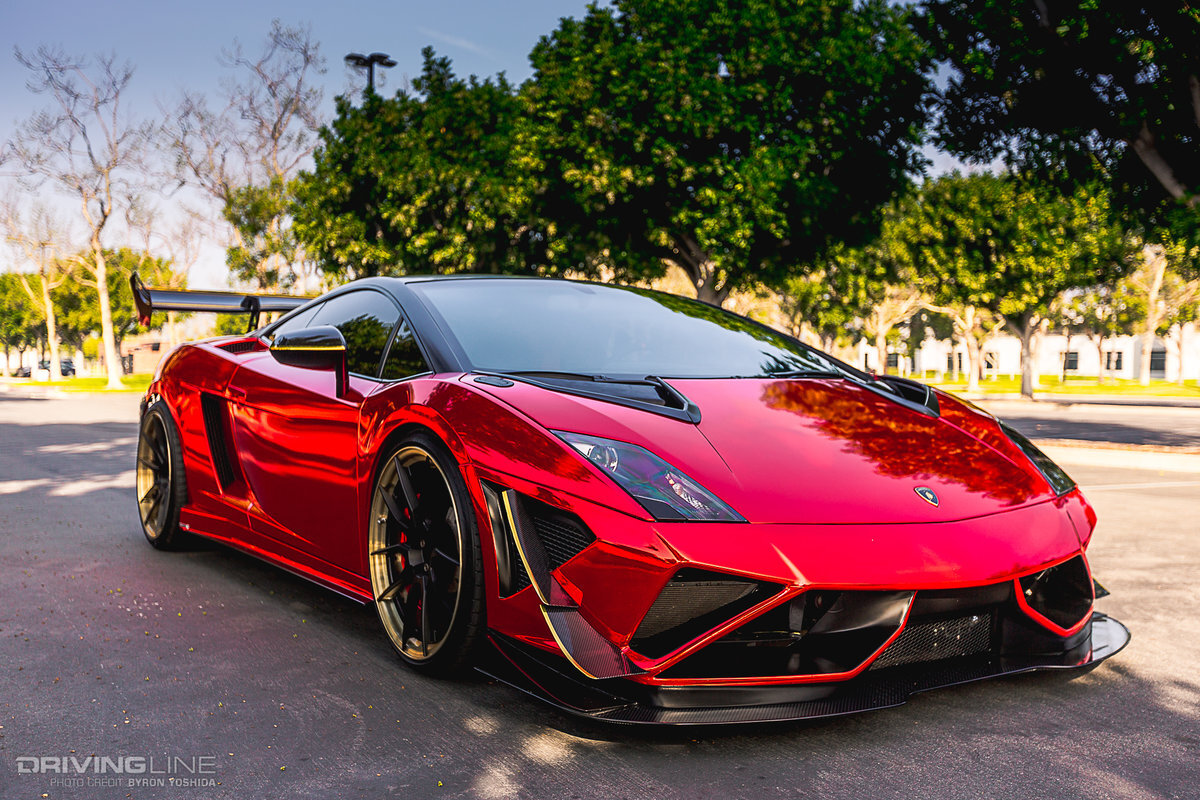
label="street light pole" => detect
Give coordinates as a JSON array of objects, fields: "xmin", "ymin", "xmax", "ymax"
[{"xmin": 344, "ymin": 52, "xmax": 397, "ymax": 93}]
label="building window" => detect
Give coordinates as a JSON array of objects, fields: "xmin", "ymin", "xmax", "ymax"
[
  {"xmin": 1105, "ymin": 351, "xmax": 1123, "ymax": 371},
  {"xmin": 946, "ymin": 352, "xmax": 962, "ymax": 373},
  {"xmin": 983, "ymin": 352, "xmax": 997, "ymax": 371},
  {"xmin": 886, "ymin": 353, "xmax": 899, "ymax": 369},
  {"xmin": 1150, "ymin": 350, "xmax": 1166, "ymax": 373},
  {"xmin": 1064, "ymin": 351, "xmax": 1079, "ymax": 371}
]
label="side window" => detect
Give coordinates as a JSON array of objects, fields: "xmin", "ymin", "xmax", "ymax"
[
  {"xmin": 380, "ymin": 320, "xmax": 430, "ymax": 381},
  {"xmin": 268, "ymin": 303, "xmax": 323, "ymax": 339},
  {"xmin": 311, "ymin": 291, "xmax": 400, "ymax": 378}
]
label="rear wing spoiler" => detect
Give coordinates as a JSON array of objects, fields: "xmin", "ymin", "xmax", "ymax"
[{"xmin": 131, "ymin": 273, "xmax": 314, "ymax": 333}]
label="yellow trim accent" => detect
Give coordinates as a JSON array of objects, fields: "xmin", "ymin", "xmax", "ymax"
[{"xmin": 270, "ymin": 345, "xmax": 346, "ymax": 351}]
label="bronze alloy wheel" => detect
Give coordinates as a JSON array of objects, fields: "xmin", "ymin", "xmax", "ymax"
[
  {"xmin": 136, "ymin": 402, "xmax": 186, "ymax": 549},
  {"xmin": 369, "ymin": 434, "xmax": 483, "ymax": 671}
]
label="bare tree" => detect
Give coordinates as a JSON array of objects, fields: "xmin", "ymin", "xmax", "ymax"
[
  {"xmin": 163, "ymin": 20, "xmax": 325, "ymax": 292},
  {"xmin": 4, "ymin": 47, "xmax": 151, "ymax": 389},
  {"xmin": 1, "ymin": 202, "xmax": 71, "ymax": 381}
]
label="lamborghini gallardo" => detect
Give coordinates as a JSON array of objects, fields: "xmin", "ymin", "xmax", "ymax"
[{"xmin": 130, "ymin": 274, "xmax": 1129, "ymax": 725}]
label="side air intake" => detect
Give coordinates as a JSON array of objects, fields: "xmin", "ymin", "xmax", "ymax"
[
  {"xmin": 200, "ymin": 393, "xmax": 237, "ymax": 489},
  {"xmin": 1018, "ymin": 555, "xmax": 1093, "ymax": 632}
]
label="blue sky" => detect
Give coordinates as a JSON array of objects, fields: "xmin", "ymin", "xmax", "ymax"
[
  {"xmin": 2, "ymin": 1, "xmax": 964, "ymax": 288},
  {"xmin": 2, "ymin": 0, "xmax": 591, "ymax": 136},
  {"xmin": 2, "ymin": 0, "xmax": 595, "ymax": 286}
]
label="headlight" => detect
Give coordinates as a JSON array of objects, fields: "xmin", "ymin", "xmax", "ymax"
[
  {"xmin": 554, "ymin": 431, "xmax": 745, "ymax": 522},
  {"xmin": 1000, "ymin": 422, "xmax": 1076, "ymax": 496}
]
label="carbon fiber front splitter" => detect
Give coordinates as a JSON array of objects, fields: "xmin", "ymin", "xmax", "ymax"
[{"xmin": 477, "ymin": 613, "xmax": 1130, "ymax": 726}]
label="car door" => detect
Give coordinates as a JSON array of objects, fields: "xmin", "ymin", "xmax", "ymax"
[{"xmin": 227, "ymin": 288, "xmax": 403, "ymax": 574}]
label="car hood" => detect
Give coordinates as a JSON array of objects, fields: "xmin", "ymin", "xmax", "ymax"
[{"xmin": 467, "ymin": 375, "xmax": 1054, "ymax": 524}]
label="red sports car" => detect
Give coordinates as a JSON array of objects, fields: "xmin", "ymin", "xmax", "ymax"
[{"xmin": 131, "ymin": 274, "xmax": 1129, "ymax": 725}]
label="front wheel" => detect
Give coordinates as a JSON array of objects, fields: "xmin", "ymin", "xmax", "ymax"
[{"xmin": 368, "ymin": 432, "xmax": 485, "ymax": 673}]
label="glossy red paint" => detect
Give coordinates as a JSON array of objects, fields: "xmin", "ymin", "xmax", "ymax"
[{"xmin": 146, "ymin": 329, "xmax": 1102, "ymax": 690}]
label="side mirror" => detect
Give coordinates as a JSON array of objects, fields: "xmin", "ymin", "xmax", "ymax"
[{"xmin": 269, "ymin": 325, "xmax": 349, "ymax": 396}]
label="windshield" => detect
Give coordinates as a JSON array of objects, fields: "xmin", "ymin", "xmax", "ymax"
[{"xmin": 411, "ymin": 279, "xmax": 842, "ymax": 379}]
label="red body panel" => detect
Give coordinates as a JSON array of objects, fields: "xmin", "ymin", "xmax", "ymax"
[{"xmin": 150, "ymin": 335, "xmax": 1099, "ymax": 688}]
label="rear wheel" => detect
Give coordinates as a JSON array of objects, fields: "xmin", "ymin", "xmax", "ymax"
[
  {"xmin": 368, "ymin": 432, "xmax": 485, "ymax": 673},
  {"xmin": 136, "ymin": 401, "xmax": 188, "ymax": 550}
]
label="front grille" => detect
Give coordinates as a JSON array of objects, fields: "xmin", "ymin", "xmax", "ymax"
[
  {"xmin": 525, "ymin": 500, "xmax": 595, "ymax": 571},
  {"xmin": 870, "ymin": 613, "xmax": 993, "ymax": 670}
]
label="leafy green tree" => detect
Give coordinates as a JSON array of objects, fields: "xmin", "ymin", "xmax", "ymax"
[
  {"xmin": 778, "ymin": 271, "xmax": 868, "ymax": 358},
  {"xmin": 523, "ymin": 0, "xmax": 932, "ymax": 305},
  {"xmin": 891, "ymin": 172, "xmax": 1132, "ymax": 396},
  {"xmin": 294, "ymin": 48, "xmax": 547, "ymax": 280},
  {"xmin": 0, "ymin": 272, "xmax": 43, "ymax": 376},
  {"xmin": 57, "ymin": 249, "xmax": 168, "ymax": 367},
  {"xmin": 922, "ymin": 1, "xmax": 1200, "ymax": 260},
  {"xmin": 1064, "ymin": 284, "xmax": 1139, "ymax": 385}
]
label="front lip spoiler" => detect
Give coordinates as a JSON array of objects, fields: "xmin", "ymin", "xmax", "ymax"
[{"xmin": 477, "ymin": 613, "xmax": 1130, "ymax": 726}]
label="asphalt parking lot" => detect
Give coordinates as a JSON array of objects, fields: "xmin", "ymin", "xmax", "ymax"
[{"xmin": 1, "ymin": 391, "xmax": 1198, "ymax": 800}]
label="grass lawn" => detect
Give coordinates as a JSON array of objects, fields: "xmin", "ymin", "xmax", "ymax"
[
  {"xmin": 924, "ymin": 374, "xmax": 1200, "ymax": 397},
  {"xmin": 8, "ymin": 374, "xmax": 154, "ymax": 393}
]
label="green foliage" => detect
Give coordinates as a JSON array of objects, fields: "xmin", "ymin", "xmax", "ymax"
[
  {"xmin": 891, "ymin": 172, "xmax": 1133, "ymax": 325},
  {"xmin": 55, "ymin": 248, "xmax": 171, "ymax": 345},
  {"xmin": 922, "ymin": 1, "xmax": 1200, "ymax": 252},
  {"xmin": 213, "ymin": 313, "xmax": 251, "ymax": 337},
  {"xmin": 225, "ymin": 176, "xmax": 303, "ymax": 290},
  {"xmin": 524, "ymin": 0, "xmax": 932, "ymax": 303},
  {"xmin": 294, "ymin": 48, "xmax": 546, "ymax": 280},
  {"xmin": 0, "ymin": 272, "xmax": 43, "ymax": 349}
]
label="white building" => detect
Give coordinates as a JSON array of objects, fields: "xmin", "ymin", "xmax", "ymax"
[{"xmin": 857, "ymin": 323, "xmax": 1199, "ymax": 383}]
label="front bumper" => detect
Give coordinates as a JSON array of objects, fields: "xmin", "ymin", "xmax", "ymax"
[{"xmin": 480, "ymin": 612, "xmax": 1130, "ymax": 726}]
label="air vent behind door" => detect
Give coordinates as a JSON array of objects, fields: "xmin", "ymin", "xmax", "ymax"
[{"xmin": 200, "ymin": 393, "xmax": 238, "ymax": 489}]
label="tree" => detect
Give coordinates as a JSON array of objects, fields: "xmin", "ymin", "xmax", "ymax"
[
  {"xmin": 891, "ymin": 172, "xmax": 1132, "ymax": 397},
  {"xmin": 1068, "ymin": 283, "xmax": 1139, "ymax": 385},
  {"xmin": 523, "ymin": 0, "xmax": 931, "ymax": 305},
  {"xmin": 4, "ymin": 47, "xmax": 150, "ymax": 389},
  {"xmin": 0, "ymin": 272, "xmax": 42, "ymax": 376},
  {"xmin": 778, "ymin": 272, "xmax": 867, "ymax": 359},
  {"xmin": 294, "ymin": 49, "xmax": 548, "ymax": 281},
  {"xmin": 165, "ymin": 20, "xmax": 325, "ymax": 291},
  {"xmin": 1126, "ymin": 237, "xmax": 1200, "ymax": 384},
  {"xmin": 1, "ymin": 203, "xmax": 71, "ymax": 380},
  {"xmin": 922, "ymin": 2, "xmax": 1200, "ymax": 255},
  {"xmin": 56, "ymin": 248, "xmax": 166, "ymax": 361}
]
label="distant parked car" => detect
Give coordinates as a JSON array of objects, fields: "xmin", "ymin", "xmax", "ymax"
[
  {"xmin": 36, "ymin": 358, "xmax": 75, "ymax": 376},
  {"xmin": 14, "ymin": 365, "xmax": 32, "ymax": 378}
]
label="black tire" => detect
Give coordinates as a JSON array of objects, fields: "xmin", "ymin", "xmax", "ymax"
[
  {"xmin": 368, "ymin": 431, "xmax": 485, "ymax": 674},
  {"xmin": 135, "ymin": 400, "xmax": 188, "ymax": 550}
]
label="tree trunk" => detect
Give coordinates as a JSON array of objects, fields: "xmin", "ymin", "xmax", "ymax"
[
  {"xmin": 74, "ymin": 346, "xmax": 85, "ymax": 377},
  {"xmin": 1095, "ymin": 337, "xmax": 1106, "ymax": 385},
  {"xmin": 1173, "ymin": 323, "xmax": 1189, "ymax": 386},
  {"xmin": 1139, "ymin": 245, "xmax": 1167, "ymax": 386},
  {"xmin": 93, "ymin": 245, "xmax": 124, "ymax": 390},
  {"xmin": 875, "ymin": 330, "xmax": 888, "ymax": 376},
  {"xmin": 964, "ymin": 334, "xmax": 981, "ymax": 393},
  {"xmin": 1061, "ymin": 333, "xmax": 1072, "ymax": 382},
  {"xmin": 40, "ymin": 278, "xmax": 63, "ymax": 383},
  {"xmin": 1, "ymin": 343, "xmax": 9, "ymax": 377},
  {"xmin": 167, "ymin": 310, "xmax": 178, "ymax": 350},
  {"xmin": 1018, "ymin": 320, "xmax": 1036, "ymax": 399}
]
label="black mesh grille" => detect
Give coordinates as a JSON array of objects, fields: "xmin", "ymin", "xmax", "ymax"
[
  {"xmin": 218, "ymin": 339, "xmax": 261, "ymax": 354},
  {"xmin": 870, "ymin": 613, "xmax": 993, "ymax": 670},
  {"xmin": 526, "ymin": 501, "xmax": 595, "ymax": 571},
  {"xmin": 200, "ymin": 393, "xmax": 236, "ymax": 488}
]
